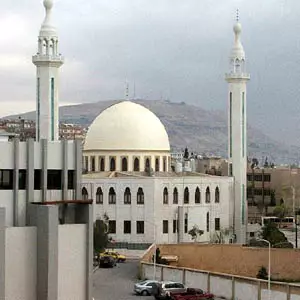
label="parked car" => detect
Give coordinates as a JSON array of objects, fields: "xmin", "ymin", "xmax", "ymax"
[
  {"xmin": 99, "ymin": 255, "xmax": 116, "ymax": 268},
  {"xmin": 169, "ymin": 288, "xmax": 214, "ymax": 300},
  {"xmin": 153, "ymin": 281, "xmax": 186, "ymax": 299},
  {"xmin": 134, "ymin": 280, "xmax": 159, "ymax": 296},
  {"xmin": 99, "ymin": 250, "xmax": 126, "ymax": 262}
]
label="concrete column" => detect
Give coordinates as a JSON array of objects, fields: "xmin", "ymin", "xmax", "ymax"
[
  {"xmin": 41, "ymin": 139, "xmax": 48, "ymax": 202},
  {"xmin": 182, "ymin": 269, "xmax": 186, "ymax": 285},
  {"xmin": 207, "ymin": 272, "xmax": 210, "ymax": 293},
  {"xmin": 75, "ymin": 204, "xmax": 93, "ymax": 300},
  {"xmin": 62, "ymin": 139, "xmax": 68, "ymax": 201},
  {"xmin": 286, "ymin": 284, "xmax": 290, "ymax": 300},
  {"xmin": 257, "ymin": 280, "xmax": 261, "ymax": 300},
  {"xmin": 13, "ymin": 138, "xmax": 20, "ymax": 226},
  {"xmin": 26, "ymin": 139, "xmax": 35, "ymax": 225},
  {"xmin": 231, "ymin": 276, "xmax": 235, "ymax": 300},
  {"xmin": 0, "ymin": 208, "xmax": 6, "ymax": 299},
  {"xmin": 75, "ymin": 140, "xmax": 82, "ymax": 200},
  {"xmin": 36, "ymin": 205, "xmax": 59, "ymax": 300}
]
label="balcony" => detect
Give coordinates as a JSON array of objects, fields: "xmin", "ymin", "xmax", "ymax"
[
  {"xmin": 225, "ymin": 72, "xmax": 250, "ymax": 80},
  {"xmin": 32, "ymin": 54, "xmax": 64, "ymax": 64}
]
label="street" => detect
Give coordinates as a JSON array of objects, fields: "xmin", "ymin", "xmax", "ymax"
[{"xmin": 93, "ymin": 260, "xmax": 223, "ymax": 300}]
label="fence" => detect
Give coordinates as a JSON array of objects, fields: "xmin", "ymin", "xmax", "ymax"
[{"xmin": 140, "ymin": 262, "xmax": 300, "ymax": 300}]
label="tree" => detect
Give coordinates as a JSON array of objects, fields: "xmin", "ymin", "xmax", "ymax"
[
  {"xmin": 210, "ymin": 227, "xmax": 232, "ymax": 244},
  {"xmin": 273, "ymin": 204, "xmax": 286, "ymax": 220},
  {"xmin": 188, "ymin": 225, "xmax": 204, "ymax": 242},
  {"xmin": 93, "ymin": 213, "xmax": 110, "ymax": 252}
]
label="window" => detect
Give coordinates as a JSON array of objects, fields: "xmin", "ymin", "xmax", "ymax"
[
  {"xmin": 91, "ymin": 156, "xmax": 95, "ymax": 171},
  {"xmin": 155, "ymin": 157, "xmax": 160, "ymax": 172},
  {"xmin": 110, "ymin": 157, "xmax": 116, "ymax": 171},
  {"xmin": 184, "ymin": 213, "xmax": 188, "ymax": 233},
  {"xmin": 0, "ymin": 169, "xmax": 13, "ymax": 190},
  {"xmin": 205, "ymin": 187, "xmax": 210, "ymax": 203},
  {"xmin": 121, "ymin": 157, "xmax": 128, "ymax": 172},
  {"xmin": 108, "ymin": 187, "xmax": 116, "ymax": 204},
  {"xmin": 264, "ymin": 174, "xmax": 271, "ymax": 182},
  {"xmin": 136, "ymin": 221, "xmax": 144, "ymax": 234},
  {"xmin": 184, "ymin": 187, "xmax": 189, "ymax": 204},
  {"xmin": 67, "ymin": 170, "xmax": 75, "ymax": 189},
  {"xmin": 250, "ymin": 232, "xmax": 255, "ymax": 238},
  {"xmin": 206, "ymin": 212, "xmax": 209, "ymax": 232},
  {"xmin": 229, "ymin": 163, "xmax": 233, "ymax": 176},
  {"xmin": 99, "ymin": 157, "xmax": 105, "ymax": 171},
  {"xmin": 163, "ymin": 187, "xmax": 168, "ymax": 204},
  {"xmin": 163, "ymin": 157, "xmax": 166, "ymax": 172},
  {"xmin": 108, "ymin": 220, "xmax": 116, "ymax": 234},
  {"xmin": 215, "ymin": 187, "xmax": 220, "ymax": 203},
  {"xmin": 124, "ymin": 221, "xmax": 131, "ymax": 234},
  {"xmin": 215, "ymin": 218, "xmax": 220, "ymax": 231},
  {"xmin": 47, "ymin": 170, "xmax": 62, "ymax": 189},
  {"xmin": 82, "ymin": 187, "xmax": 88, "ymax": 200},
  {"xmin": 137, "ymin": 187, "xmax": 144, "ymax": 204},
  {"xmin": 134, "ymin": 158, "xmax": 140, "ymax": 171},
  {"xmin": 96, "ymin": 187, "xmax": 103, "ymax": 204},
  {"xmin": 195, "ymin": 187, "xmax": 201, "ymax": 203},
  {"xmin": 19, "ymin": 169, "xmax": 26, "ymax": 190},
  {"xmin": 173, "ymin": 220, "xmax": 178, "ymax": 233},
  {"xmin": 145, "ymin": 158, "xmax": 150, "ymax": 171},
  {"xmin": 84, "ymin": 156, "xmax": 88, "ymax": 171},
  {"xmin": 124, "ymin": 187, "xmax": 131, "ymax": 204},
  {"xmin": 163, "ymin": 220, "xmax": 168, "ymax": 234},
  {"xmin": 34, "ymin": 169, "xmax": 41, "ymax": 190},
  {"xmin": 173, "ymin": 187, "xmax": 178, "ymax": 204}
]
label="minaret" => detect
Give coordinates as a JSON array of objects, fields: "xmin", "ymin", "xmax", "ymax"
[
  {"xmin": 225, "ymin": 13, "xmax": 250, "ymax": 244},
  {"xmin": 32, "ymin": 0, "xmax": 64, "ymax": 141}
]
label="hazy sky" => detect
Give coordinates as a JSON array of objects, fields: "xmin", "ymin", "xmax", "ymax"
[{"xmin": 1, "ymin": 0, "xmax": 300, "ymax": 145}]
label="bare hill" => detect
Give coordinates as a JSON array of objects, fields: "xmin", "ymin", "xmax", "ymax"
[{"xmin": 7, "ymin": 99, "xmax": 299, "ymax": 164}]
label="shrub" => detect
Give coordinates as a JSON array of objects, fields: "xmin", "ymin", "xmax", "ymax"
[{"xmin": 257, "ymin": 266, "xmax": 268, "ymax": 280}]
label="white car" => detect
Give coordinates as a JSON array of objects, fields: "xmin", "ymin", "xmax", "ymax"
[{"xmin": 134, "ymin": 279, "xmax": 159, "ymax": 296}]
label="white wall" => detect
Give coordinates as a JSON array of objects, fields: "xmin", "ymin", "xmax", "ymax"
[
  {"xmin": 58, "ymin": 224, "xmax": 86, "ymax": 300},
  {"xmin": 5, "ymin": 227, "xmax": 37, "ymax": 300}
]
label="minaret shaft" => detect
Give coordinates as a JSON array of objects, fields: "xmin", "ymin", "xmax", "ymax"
[{"xmin": 32, "ymin": 0, "xmax": 64, "ymax": 141}]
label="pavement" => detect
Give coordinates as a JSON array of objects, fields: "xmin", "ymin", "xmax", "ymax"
[{"xmin": 92, "ymin": 260, "xmax": 224, "ymax": 300}]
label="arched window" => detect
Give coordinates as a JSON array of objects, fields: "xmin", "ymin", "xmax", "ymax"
[
  {"xmin": 163, "ymin": 157, "xmax": 166, "ymax": 172},
  {"xmin": 215, "ymin": 187, "xmax": 220, "ymax": 203},
  {"xmin": 100, "ymin": 157, "xmax": 105, "ymax": 171},
  {"xmin": 82, "ymin": 187, "xmax": 88, "ymax": 200},
  {"xmin": 122, "ymin": 157, "xmax": 128, "ymax": 172},
  {"xmin": 155, "ymin": 158, "xmax": 160, "ymax": 172},
  {"xmin": 134, "ymin": 157, "xmax": 140, "ymax": 171},
  {"xmin": 184, "ymin": 187, "xmax": 189, "ymax": 204},
  {"xmin": 195, "ymin": 187, "xmax": 201, "ymax": 204},
  {"xmin": 205, "ymin": 187, "xmax": 211, "ymax": 203},
  {"xmin": 124, "ymin": 187, "xmax": 131, "ymax": 204},
  {"xmin": 110, "ymin": 157, "xmax": 116, "ymax": 171},
  {"xmin": 108, "ymin": 187, "xmax": 116, "ymax": 204},
  {"xmin": 145, "ymin": 158, "xmax": 150, "ymax": 171},
  {"xmin": 137, "ymin": 187, "xmax": 144, "ymax": 204},
  {"xmin": 206, "ymin": 212, "xmax": 210, "ymax": 232},
  {"xmin": 184, "ymin": 213, "xmax": 188, "ymax": 233},
  {"xmin": 173, "ymin": 187, "xmax": 178, "ymax": 204},
  {"xmin": 96, "ymin": 187, "xmax": 103, "ymax": 204},
  {"xmin": 163, "ymin": 187, "xmax": 168, "ymax": 204},
  {"xmin": 91, "ymin": 156, "xmax": 95, "ymax": 172}
]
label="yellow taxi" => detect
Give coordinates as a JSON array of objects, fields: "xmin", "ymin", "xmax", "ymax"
[{"xmin": 99, "ymin": 250, "xmax": 126, "ymax": 262}]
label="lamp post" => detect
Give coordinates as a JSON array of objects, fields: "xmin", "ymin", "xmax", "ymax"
[{"xmin": 257, "ymin": 238, "xmax": 271, "ymax": 300}]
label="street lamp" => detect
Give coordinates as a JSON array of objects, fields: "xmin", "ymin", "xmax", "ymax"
[{"xmin": 257, "ymin": 238, "xmax": 271, "ymax": 300}]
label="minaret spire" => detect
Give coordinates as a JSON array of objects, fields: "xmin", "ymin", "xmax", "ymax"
[
  {"xmin": 225, "ymin": 14, "xmax": 250, "ymax": 244},
  {"xmin": 33, "ymin": 0, "xmax": 64, "ymax": 141}
]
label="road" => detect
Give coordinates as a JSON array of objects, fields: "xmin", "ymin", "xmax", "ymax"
[
  {"xmin": 93, "ymin": 260, "xmax": 222, "ymax": 300},
  {"xmin": 93, "ymin": 260, "xmax": 145, "ymax": 300}
]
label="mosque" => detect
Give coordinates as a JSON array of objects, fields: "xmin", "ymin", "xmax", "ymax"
[{"xmin": 81, "ymin": 19, "xmax": 250, "ymax": 247}]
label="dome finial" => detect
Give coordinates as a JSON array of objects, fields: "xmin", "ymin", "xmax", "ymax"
[{"xmin": 236, "ymin": 8, "xmax": 239, "ymax": 22}]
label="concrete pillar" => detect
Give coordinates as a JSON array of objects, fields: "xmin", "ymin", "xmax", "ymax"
[
  {"xmin": 75, "ymin": 140, "xmax": 82, "ymax": 200},
  {"xmin": 231, "ymin": 276, "xmax": 235, "ymax": 300},
  {"xmin": 0, "ymin": 208, "xmax": 6, "ymax": 299},
  {"xmin": 36, "ymin": 205, "xmax": 59, "ymax": 300},
  {"xmin": 257, "ymin": 280, "xmax": 261, "ymax": 300},
  {"xmin": 207, "ymin": 272, "xmax": 210, "ymax": 293},
  {"xmin": 41, "ymin": 139, "xmax": 48, "ymax": 202},
  {"xmin": 62, "ymin": 139, "xmax": 68, "ymax": 201},
  {"xmin": 182, "ymin": 269, "xmax": 186, "ymax": 285},
  {"xmin": 286, "ymin": 284, "xmax": 290, "ymax": 300},
  {"xmin": 26, "ymin": 139, "xmax": 35, "ymax": 225},
  {"xmin": 13, "ymin": 138, "xmax": 20, "ymax": 226}
]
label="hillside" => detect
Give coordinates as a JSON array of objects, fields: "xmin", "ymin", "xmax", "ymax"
[{"xmin": 6, "ymin": 99, "xmax": 300, "ymax": 164}]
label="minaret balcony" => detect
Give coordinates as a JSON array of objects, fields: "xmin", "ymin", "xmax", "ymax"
[
  {"xmin": 225, "ymin": 72, "xmax": 250, "ymax": 80},
  {"xmin": 32, "ymin": 54, "xmax": 64, "ymax": 64}
]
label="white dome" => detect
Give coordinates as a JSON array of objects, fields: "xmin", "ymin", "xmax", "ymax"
[{"xmin": 84, "ymin": 101, "xmax": 170, "ymax": 151}]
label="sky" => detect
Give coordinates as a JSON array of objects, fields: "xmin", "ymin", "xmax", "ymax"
[{"xmin": 1, "ymin": 0, "xmax": 300, "ymax": 145}]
